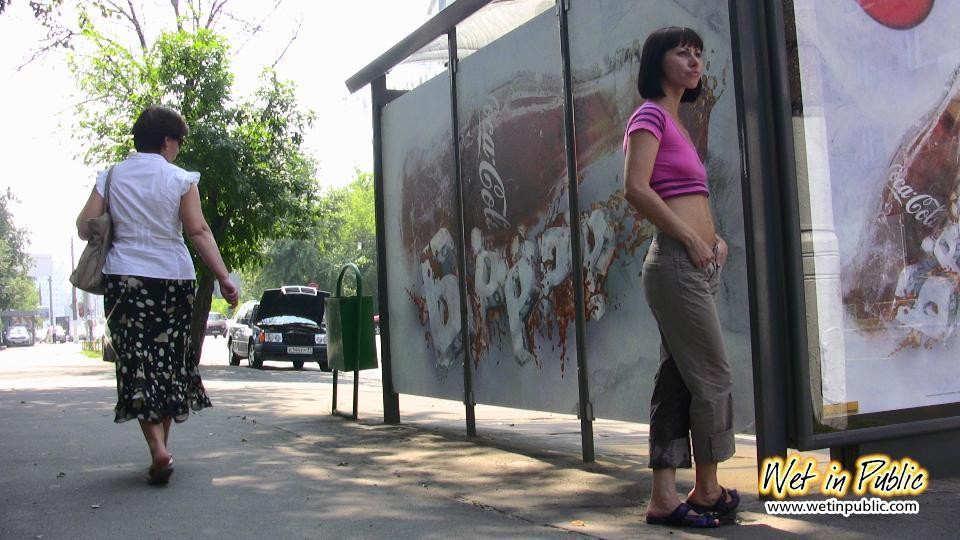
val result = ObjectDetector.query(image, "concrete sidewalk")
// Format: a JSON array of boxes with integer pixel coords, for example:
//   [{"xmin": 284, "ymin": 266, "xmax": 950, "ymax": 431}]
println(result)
[
  {"xmin": 0, "ymin": 341, "xmax": 956, "ymax": 539},
  {"xmin": 351, "ymin": 388, "xmax": 957, "ymax": 539}
]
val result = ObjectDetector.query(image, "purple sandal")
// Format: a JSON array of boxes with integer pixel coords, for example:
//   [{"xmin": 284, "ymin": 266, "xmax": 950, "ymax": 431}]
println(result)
[
  {"xmin": 688, "ymin": 487, "xmax": 740, "ymax": 516},
  {"xmin": 646, "ymin": 502, "xmax": 719, "ymax": 528}
]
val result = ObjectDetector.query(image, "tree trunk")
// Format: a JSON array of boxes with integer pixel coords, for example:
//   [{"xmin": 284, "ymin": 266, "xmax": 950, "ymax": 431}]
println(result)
[
  {"xmin": 190, "ymin": 271, "xmax": 215, "ymax": 364},
  {"xmin": 186, "ymin": 190, "xmax": 228, "ymax": 365}
]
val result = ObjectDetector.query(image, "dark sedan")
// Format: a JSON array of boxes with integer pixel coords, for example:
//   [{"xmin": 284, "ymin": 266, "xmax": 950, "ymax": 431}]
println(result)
[
  {"xmin": 205, "ymin": 312, "xmax": 227, "ymax": 337},
  {"xmin": 229, "ymin": 285, "xmax": 330, "ymax": 370}
]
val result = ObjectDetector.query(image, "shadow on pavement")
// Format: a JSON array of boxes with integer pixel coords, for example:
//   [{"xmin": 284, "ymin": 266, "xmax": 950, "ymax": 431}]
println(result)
[{"xmin": 1, "ymin": 354, "xmax": 953, "ymax": 539}]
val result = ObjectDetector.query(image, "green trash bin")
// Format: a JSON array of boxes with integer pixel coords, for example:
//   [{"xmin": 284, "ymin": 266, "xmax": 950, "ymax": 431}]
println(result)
[{"xmin": 326, "ymin": 263, "xmax": 378, "ymax": 372}]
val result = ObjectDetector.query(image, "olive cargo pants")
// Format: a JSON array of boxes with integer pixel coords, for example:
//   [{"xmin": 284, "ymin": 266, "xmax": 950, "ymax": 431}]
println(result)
[{"xmin": 641, "ymin": 232, "xmax": 735, "ymax": 469}]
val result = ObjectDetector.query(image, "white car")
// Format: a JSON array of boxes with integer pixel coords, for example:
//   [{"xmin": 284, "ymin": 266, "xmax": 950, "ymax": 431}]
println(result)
[
  {"xmin": 225, "ymin": 301, "xmax": 259, "ymax": 364},
  {"xmin": 52, "ymin": 325, "xmax": 68, "ymax": 343},
  {"xmin": 5, "ymin": 326, "xmax": 33, "ymax": 346}
]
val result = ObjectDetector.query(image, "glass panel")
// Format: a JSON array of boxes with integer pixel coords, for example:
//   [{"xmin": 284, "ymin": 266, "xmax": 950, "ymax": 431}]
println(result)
[
  {"xmin": 386, "ymin": 36, "xmax": 449, "ymax": 91},
  {"xmin": 456, "ymin": 10, "xmax": 577, "ymax": 413},
  {"xmin": 453, "ymin": 0, "xmax": 554, "ymax": 60},
  {"xmin": 381, "ymin": 67, "xmax": 465, "ymax": 401},
  {"xmin": 567, "ymin": 0, "xmax": 753, "ymax": 427}
]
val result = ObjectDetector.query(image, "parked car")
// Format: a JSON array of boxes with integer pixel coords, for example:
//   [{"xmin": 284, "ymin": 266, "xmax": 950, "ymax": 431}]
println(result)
[
  {"xmin": 205, "ymin": 311, "xmax": 228, "ymax": 337},
  {"xmin": 5, "ymin": 326, "xmax": 33, "ymax": 347},
  {"xmin": 225, "ymin": 301, "xmax": 258, "ymax": 365},
  {"xmin": 228, "ymin": 286, "xmax": 329, "ymax": 370}
]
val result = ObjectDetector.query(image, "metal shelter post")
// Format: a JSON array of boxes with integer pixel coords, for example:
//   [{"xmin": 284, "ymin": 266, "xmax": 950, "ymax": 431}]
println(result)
[
  {"xmin": 371, "ymin": 75, "xmax": 403, "ymax": 424},
  {"xmin": 557, "ymin": 0, "xmax": 595, "ymax": 463},
  {"xmin": 728, "ymin": 0, "xmax": 797, "ymax": 470},
  {"xmin": 447, "ymin": 27, "xmax": 478, "ymax": 437}
]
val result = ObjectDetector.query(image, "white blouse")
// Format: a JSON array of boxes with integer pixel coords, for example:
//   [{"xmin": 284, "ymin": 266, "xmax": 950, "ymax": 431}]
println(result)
[{"xmin": 95, "ymin": 152, "xmax": 199, "ymax": 280}]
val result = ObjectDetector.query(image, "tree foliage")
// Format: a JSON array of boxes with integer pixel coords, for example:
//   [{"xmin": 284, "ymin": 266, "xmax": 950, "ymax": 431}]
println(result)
[
  {"xmin": 0, "ymin": 189, "xmax": 38, "ymax": 311},
  {"xmin": 242, "ymin": 170, "xmax": 379, "ymax": 309},
  {"xmin": 13, "ymin": 1, "xmax": 281, "ymax": 66},
  {"xmin": 64, "ymin": 3, "xmax": 318, "ymax": 356}
]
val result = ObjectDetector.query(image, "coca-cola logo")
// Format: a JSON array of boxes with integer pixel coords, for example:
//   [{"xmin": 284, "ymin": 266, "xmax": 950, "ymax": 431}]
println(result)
[
  {"xmin": 478, "ymin": 97, "xmax": 510, "ymax": 230},
  {"xmin": 886, "ymin": 164, "xmax": 946, "ymax": 228}
]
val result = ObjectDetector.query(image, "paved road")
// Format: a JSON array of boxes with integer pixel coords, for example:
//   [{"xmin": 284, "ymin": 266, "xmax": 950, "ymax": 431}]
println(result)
[
  {"xmin": 0, "ymin": 339, "xmax": 591, "ymax": 539},
  {"xmin": 1, "ymin": 340, "xmax": 957, "ymax": 539}
]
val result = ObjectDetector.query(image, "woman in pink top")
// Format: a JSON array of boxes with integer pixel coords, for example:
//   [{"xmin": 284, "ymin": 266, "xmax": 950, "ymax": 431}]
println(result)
[{"xmin": 623, "ymin": 27, "xmax": 739, "ymax": 528}]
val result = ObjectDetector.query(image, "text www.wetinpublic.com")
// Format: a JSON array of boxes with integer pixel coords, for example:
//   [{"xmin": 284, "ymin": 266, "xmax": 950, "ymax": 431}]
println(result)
[{"xmin": 765, "ymin": 497, "xmax": 919, "ymax": 517}]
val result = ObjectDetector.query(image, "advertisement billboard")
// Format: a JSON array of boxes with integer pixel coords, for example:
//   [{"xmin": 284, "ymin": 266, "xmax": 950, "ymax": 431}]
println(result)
[
  {"xmin": 377, "ymin": 0, "xmax": 752, "ymax": 426},
  {"xmin": 567, "ymin": 0, "xmax": 753, "ymax": 426},
  {"xmin": 381, "ymin": 72, "xmax": 464, "ymax": 401},
  {"xmin": 456, "ymin": 10, "xmax": 579, "ymax": 413},
  {"xmin": 791, "ymin": 0, "xmax": 960, "ymax": 430}
]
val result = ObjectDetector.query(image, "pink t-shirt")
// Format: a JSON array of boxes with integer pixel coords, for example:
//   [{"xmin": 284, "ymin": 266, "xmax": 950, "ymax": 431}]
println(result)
[{"xmin": 623, "ymin": 101, "xmax": 708, "ymax": 200}]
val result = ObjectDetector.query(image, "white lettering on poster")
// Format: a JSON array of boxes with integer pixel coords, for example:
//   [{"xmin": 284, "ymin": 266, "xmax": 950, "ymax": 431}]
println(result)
[
  {"xmin": 933, "ymin": 224, "xmax": 960, "ymax": 274},
  {"xmin": 473, "ymin": 227, "xmax": 508, "ymax": 312},
  {"xmin": 538, "ymin": 225, "xmax": 571, "ymax": 297},
  {"xmin": 421, "ymin": 212, "xmax": 617, "ymax": 366},
  {"xmin": 885, "ymin": 165, "xmax": 946, "ymax": 228},
  {"xmin": 581, "ymin": 209, "xmax": 617, "ymax": 320},
  {"xmin": 896, "ymin": 276, "xmax": 957, "ymax": 340},
  {"xmin": 478, "ymin": 97, "xmax": 510, "ymax": 230},
  {"xmin": 420, "ymin": 228, "xmax": 462, "ymax": 368},
  {"xmin": 893, "ymin": 225, "xmax": 960, "ymax": 342},
  {"xmin": 504, "ymin": 236, "xmax": 538, "ymax": 365}
]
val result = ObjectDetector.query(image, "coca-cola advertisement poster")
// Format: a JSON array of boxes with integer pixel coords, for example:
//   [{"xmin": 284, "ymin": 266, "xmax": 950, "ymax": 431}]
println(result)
[
  {"xmin": 380, "ymin": 2, "xmax": 754, "ymax": 423},
  {"xmin": 567, "ymin": 0, "xmax": 754, "ymax": 426},
  {"xmin": 456, "ymin": 10, "xmax": 581, "ymax": 413},
  {"xmin": 793, "ymin": 0, "xmax": 960, "ymax": 422},
  {"xmin": 381, "ymin": 73, "xmax": 464, "ymax": 401}
]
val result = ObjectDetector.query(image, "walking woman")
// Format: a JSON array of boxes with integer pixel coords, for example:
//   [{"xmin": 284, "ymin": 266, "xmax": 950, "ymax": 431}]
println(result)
[
  {"xmin": 76, "ymin": 105, "xmax": 239, "ymax": 486},
  {"xmin": 623, "ymin": 27, "xmax": 739, "ymax": 527}
]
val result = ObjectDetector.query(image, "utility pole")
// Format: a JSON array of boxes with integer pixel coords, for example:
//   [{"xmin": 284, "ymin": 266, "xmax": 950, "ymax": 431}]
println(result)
[
  {"xmin": 81, "ymin": 290, "xmax": 91, "ymax": 340},
  {"xmin": 71, "ymin": 237, "xmax": 78, "ymax": 320},
  {"xmin": 47, "ymin": 275, "xmax": 53, "ymax": 327}
]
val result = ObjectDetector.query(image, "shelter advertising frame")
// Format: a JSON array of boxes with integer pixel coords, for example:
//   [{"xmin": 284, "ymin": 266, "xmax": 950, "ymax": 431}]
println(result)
[
  {"xmin": 348, "ymin": 0, "xmax": 960, "ymax": 465},
  {"xmin": 781, "ymin": 0, "xmax": 960, "ymax": 450}
]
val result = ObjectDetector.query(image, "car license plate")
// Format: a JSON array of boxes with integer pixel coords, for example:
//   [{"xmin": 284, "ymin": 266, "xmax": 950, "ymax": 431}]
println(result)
[{"xmin": 287, "ymin": 346, "xmax": 312, "ymax": 354}]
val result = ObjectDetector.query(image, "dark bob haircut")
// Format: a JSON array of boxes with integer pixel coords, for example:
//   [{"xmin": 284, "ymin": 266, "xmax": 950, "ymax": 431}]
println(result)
[
  {"xmin": 132, "ymin": 105, "xmax": 189, "ymax": 153},
  {"xmin": 637, "ymin": 26, "xmax": 704, "ymax": 103}
]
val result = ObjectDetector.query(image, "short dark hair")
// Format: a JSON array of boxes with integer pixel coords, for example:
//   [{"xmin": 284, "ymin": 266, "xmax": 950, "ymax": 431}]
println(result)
[
  {"xmin": 132, "ymin": 105, "xmax": 189, "ymax": 153},
  {"xmin": 637, "ymin": 26, "xmax": 704, "ymax": 103}
]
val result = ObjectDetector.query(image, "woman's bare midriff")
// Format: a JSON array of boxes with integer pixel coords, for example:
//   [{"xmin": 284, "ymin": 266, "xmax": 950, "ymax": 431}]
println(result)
[{"xmin": 665, "ymin": 194, "xmax": 715, "ymax": 246}]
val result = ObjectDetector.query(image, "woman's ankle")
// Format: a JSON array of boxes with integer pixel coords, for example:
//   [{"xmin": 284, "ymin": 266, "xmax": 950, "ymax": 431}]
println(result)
[
  {"xmin": 151, "ymin": 448, "xmax": 171, "ymax": 466},
  {"xmin": 688, "ymin": 484, "xmax": 722, "ymax": 504},
  {"xmin": 648, "ymin": 488, "xmax": 683, "ymax": 512}
]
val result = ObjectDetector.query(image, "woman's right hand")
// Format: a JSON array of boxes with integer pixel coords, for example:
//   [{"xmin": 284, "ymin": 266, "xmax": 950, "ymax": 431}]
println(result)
[
  {"xmin": 685, "ymin": 236, "xmax": 716, "ymax": 269},
  {"xmin": 218, "ymin": 277, "xmax": 240, "ymax": 307}
]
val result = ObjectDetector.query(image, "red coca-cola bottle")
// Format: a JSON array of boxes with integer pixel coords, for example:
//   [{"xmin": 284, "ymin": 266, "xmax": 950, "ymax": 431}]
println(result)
[{"xmin": 845, "ymin": 66, "xmax": 960, "ymax": 326}]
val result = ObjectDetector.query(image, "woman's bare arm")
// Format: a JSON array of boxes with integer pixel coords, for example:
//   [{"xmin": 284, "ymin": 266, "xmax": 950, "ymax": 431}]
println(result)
[
  {"xmin": 179, "ymin": 184, "xmax": 239, "ymax": 306},
  {"xmin": 75, "ymin": 187, "xmax": 106, "ymax": 241}
]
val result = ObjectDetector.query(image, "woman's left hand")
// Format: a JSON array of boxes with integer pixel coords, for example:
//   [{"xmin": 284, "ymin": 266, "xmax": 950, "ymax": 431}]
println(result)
[
  {"xmin": 715, "ymin": 235, "xmax": 728, "ymax": 267},
  {"xmin": 218, "ymin": 277, "xmax": 240, "ymax": 308}
]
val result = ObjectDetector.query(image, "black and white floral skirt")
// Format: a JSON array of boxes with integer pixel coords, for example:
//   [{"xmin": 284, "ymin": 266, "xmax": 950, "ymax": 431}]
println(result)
[{"xmin": 104, "ymin": 274, "xmax": 212, "ymax": 424}]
